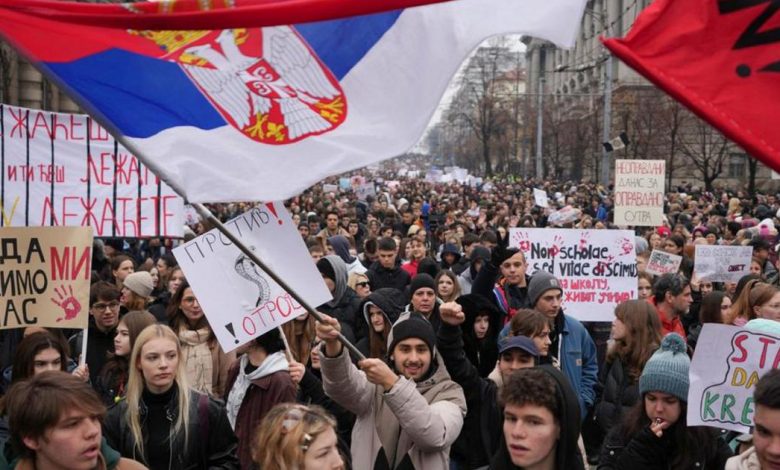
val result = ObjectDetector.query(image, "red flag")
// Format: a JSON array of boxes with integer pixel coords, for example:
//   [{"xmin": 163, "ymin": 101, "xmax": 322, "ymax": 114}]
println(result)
[{"xmin": 603, "ymin": 0, "xmax": 780, "ymax": 172}]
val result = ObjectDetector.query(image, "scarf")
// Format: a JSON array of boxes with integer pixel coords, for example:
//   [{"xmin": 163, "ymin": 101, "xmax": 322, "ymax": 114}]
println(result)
[
  {"xmin": 225, "ymin": 352, "xmax": 289, "ymax": 429},
  {"xmin": 178, "ymin": 327, "xmax": 214, "ymax": 395}
]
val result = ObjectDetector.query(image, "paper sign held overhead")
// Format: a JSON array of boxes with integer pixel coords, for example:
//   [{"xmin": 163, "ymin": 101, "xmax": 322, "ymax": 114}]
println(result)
[
  {"xmin": 645, "ymin": 249, "xmax": 682, "ymax": 277},
  {"xmin": 173, "ymin": 203, "xmax": 332, "ymax": 353},
  {"xmin": 0, "ymin": 226, "xmax": 92, "ymax": 330},
  {"xmin": 613, "ymin": 159, "xmax": 665, "ymax": 227},
  {"xmin": 533, "ymin": 188, "xmax": 549, "ymax": 208},
  {"xmin": 694, "ymin": 245, "xmax": 752, "ymax": 283},
  {"xmin": 509, "ymin": 228, "xmax": 637, "ymax": 321}
]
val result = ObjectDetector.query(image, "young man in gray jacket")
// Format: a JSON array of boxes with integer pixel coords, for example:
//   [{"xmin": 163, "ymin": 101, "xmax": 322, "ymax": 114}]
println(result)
[{"xmin": 317, "ymin": 311, "xmax": 466, "ymax": 470}]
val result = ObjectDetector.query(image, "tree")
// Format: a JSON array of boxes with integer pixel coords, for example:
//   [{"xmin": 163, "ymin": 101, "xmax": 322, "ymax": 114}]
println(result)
[{"xmin": 678, "ymin": 118, "xmax": 731, "ymax": 192}]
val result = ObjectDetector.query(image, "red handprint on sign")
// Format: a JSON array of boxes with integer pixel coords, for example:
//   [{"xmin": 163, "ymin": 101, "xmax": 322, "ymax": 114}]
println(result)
[
  {"xmin": 579, "ymin": 232, "xmax": 591, "ymax": 249},
  {"xmin": 51, "ymin": 285, "xmax": 82, "ymax": 322},
  {"xmin": 617, "ymin": 237, "xmax": 634, "ymax": 256},
  {"xmin": 549, "ymin": 235, "xmax": 564, "ymax": 257},
  {"xmin": 513, "ymin": 231, "xmax": 531, "ymax": 253}
]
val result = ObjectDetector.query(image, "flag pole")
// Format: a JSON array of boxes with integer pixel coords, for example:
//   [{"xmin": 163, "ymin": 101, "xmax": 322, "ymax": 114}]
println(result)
[{"xmin": 192, "ymin": 203, "xmax": 366, "ymax": 361}]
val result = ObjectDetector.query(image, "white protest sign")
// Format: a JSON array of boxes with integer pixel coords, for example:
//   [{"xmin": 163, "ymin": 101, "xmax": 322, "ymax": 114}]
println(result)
[
  {"xmin": 322, "ymin": 184, "xmax": 338, "ymax": 194},
  {"xmin": 694, "ymin": 245, "xmax": 752, "ymax": 283},
  {"xmin": 1, "ymin": 104, "xmax": 184, "ymax": 237},
  {"xmin": 547, "ymin": 206, "xmax": 582, "ymax": 226},
  {"xmin": 645, "ymin": 249, "xmax": 682, "ymax": 276},
  {"xmin": 355, "ymin": 183, "xmax": 376, "ymax": 201},
  {"xmin": 509, "ymin": 228, "xmax": 637, "ymax": 321},
  {"xmin": 688, "ymin": 324, "xmax": 780, "ymax": 433},
  {"xmin": 614, "ymin": 159, "xmax": 665, "ymax": 226},
  {"xmin": 173, "ymin": 203, "xmax": 332, "ymax": 352},
  {"xmin": 183, "ymin": 205, "xmax": 201, "ymax": 227},
  {"xmin": 453, "ymin": 168, "xmax": 469, "ymax": 183},
  {"xmin": 533, "ymin": 188, "xmax": 549, "ymax": 208}
]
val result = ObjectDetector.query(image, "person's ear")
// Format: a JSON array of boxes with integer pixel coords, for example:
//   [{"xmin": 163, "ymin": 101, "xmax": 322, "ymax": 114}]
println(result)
[{"xmin": 22, "ymin": 436, "xmax": 41, "ymax": 451}]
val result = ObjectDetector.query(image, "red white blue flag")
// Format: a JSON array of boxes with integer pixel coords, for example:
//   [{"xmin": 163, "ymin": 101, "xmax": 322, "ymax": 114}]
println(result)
[{"xmin": 0, "ymin": 0, "xmax": 586, "ymax": 202}]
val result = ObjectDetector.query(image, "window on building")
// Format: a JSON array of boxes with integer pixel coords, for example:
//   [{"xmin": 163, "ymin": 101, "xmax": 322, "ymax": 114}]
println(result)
[{"xmin": 728, "ymin": 152, "xmax": 746, "ymax": 178}]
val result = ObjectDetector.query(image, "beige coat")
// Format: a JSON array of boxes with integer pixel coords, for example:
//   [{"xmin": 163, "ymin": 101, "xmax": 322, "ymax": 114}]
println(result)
[
  {"xmin": 321, "ymin": 347, "xmax": 466, "ymax": 470},
  {"xmin": 726, "ymin": 447, "xmax": 761, "ymax": 470}
]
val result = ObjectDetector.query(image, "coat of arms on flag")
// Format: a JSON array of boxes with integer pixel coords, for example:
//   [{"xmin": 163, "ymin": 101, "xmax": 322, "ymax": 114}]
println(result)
[{"xmin": 136, "ymin": 27, "xmax": 346, "ymax": 144}]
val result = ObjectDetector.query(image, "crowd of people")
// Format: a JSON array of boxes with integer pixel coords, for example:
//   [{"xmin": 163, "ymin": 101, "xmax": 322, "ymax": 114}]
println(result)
[{"xmin": 1, "ymin": 161, "xmax": 780, "ymax": 470}]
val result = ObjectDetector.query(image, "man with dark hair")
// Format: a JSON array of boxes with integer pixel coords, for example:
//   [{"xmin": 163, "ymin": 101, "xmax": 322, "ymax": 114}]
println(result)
[
  {"xmin": 452, "ymin": 233, "xmax": 480, "ymax": 275},
  {"xmin": 494, "ymin": 367, "xmax": 584, "ymax": 469},
  {"xmin": 224, "ymin": 328, "xmax": 296, "ymax": 469},
  {"xmin": 750, "ymin": 238, "xmax": 778, "ymax": 278},
  {"xmin": 472, "ymin": 238, "xmax": 531, "ymax": 323},
  {"xmin": 2, "ymin": 371, "xmax": 145, "ymax": 469},
  {"xmin": 318, "ymin": 311, "xmax": 466, "ymax": 470},
  {"xmin": 727, "ymin": 369, "xmax": 780, "ymax": 469},
  {"xmin": 69, "ymin": 281, "xmax": 122, "ymax": 384},
  {"xmin": 437, "ymin": 301, "xmax": 538, "ymax": 468},
  {"xmin": 367, "ymin": 237, "xmax": 411, "ymax": 291},
  {"xmin": 653, "ymin": 273, "xmax": 692, "ymax": 338},
  {"xmin": 317, "ymin": 210, "xmax": 350, "ymax": 249}
]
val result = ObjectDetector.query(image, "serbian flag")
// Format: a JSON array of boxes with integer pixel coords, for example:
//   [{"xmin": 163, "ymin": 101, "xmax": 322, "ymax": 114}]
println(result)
[
  {"xmin": 603, "ymin": 0, "xmax": 780, "ymax": 174},
  {"xmin": 0, "ymin": 0, "xmax": 586, "ymax": 203}
]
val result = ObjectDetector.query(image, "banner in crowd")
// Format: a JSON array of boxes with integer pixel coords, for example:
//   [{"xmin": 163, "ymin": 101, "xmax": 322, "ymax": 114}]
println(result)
[
  {"xmin": 322, "ymin": 184, "xmax": 338, "ymax": 194},
  {"xmin": 688, "ymin": 324, "xmax": 780, "ymax": 433},
  {"xmin": 694, "ymin": 245, "xmax": 752, "ymax": 283},
  {"xmin": 356, "ymin": 182, "xmax": 376, "ymax": 201},
  {"xmin": 173, "ymin": 203, "xmax": 331, "ymax": 353},
  {"xmin": 509, "ymin": 228, "xmax": 637, "ymax": 321},
  {"xmin": 533, "ymin": 188, "xmax": 549, "ymax": 208},
  {"xmin": 613, "ymin": 159, "xmax": 665, "ymax": 226},
  {"xmin": 645, "ymin": 249, "xmax": 682, "ymax": 277},
  {"xmin": 0, "ymin": 226, "xmax": 92, "ymax": 330},
  {"xmin": 0, "ymin": 105, "xmax": 184, "ymax": 237},
  {"xmin": 0, "ymin": 0, "xmax": 586, "ymax": 203}
]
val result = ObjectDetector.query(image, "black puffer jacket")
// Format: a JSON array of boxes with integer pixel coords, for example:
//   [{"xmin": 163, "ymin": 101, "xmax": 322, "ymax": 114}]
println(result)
[
  {"xmin": 355, "ymin": 288, "xmax": 405, "ymax": 358},
  {"xmin": 367, "ymin": 260, "xmax": 411, "ymax": 292},
  {"xmin": 598, "ymin": 422, "xmax": 732, "ymax": 469},
  {"xmin": 594, "ymin": 357, "xmax": 640, "ymax": 436},
  {"xmin": 103, "ymin": 386, "xmax": 239, "ymax": 470},
  {"xmin": 317, "ymin": 255, "xmax": 362, "ymax": 344}
]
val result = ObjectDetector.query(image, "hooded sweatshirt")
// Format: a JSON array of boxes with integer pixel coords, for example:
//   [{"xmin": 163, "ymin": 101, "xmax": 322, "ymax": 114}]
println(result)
[
  {"xmin": 329, "ymin": 235, "xmax": 367, "ymax": 275},
  {"xmin": 321, "ymin": 314, "xmax": 466, "ymax": 470},
  {"xmin": 318, "ymin": 255, "xmax": 362, "ymax": 343},
  {"xmin": 457, "ymin": 293, "xmax": 501, "ymax": 378},
  {"xmin": 356, "ymin": 288, "xmax": 406, "ymax": 358},
  {"xmin": 489, "ymin": 366, "xmax": 585, "ymax": 470},
  {"xmin": 458, "ymin": 246, "xmax": 490, "ymax": 295}
]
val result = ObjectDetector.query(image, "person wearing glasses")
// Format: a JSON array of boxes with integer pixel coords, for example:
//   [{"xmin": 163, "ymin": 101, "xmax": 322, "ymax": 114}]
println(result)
[
  {"xmin": 69, "ymin": 281, "xmax": 123, "ymax": 384},
  {"xmin": 347, "ymin": 272, "xmax": 371, "ymax": 300},
  {"xmin": 103, "ymin": 324, "xmax": 239, "ymax": 469},
  {"xmin": 167, "ymin": 281, "xmax": 235, "ymax": 399},
  {"xmin": 252, "ymin": 403, "xmax": 344, "ymax": 470}
]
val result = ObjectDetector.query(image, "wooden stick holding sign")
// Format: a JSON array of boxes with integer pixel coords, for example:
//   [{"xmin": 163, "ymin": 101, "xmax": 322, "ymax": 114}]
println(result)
[{"xmin": 192, "ymin": 203, "xmax": 366, "ymax": 361}]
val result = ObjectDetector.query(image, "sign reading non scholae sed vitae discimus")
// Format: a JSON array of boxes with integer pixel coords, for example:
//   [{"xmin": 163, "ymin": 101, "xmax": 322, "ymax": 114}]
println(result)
[
  {"xmin": 0, "ymin": 226, "xmax": 92, "ymax": 330},
  {"xmin": 614, "ymin": 159, "xmax": 665, "ymax": 226}
]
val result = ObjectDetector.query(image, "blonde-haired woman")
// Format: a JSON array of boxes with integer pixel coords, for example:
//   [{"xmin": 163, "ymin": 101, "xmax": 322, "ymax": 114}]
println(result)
[
  {"xmin": 103, "ymin": 324, "xmax": 240, "ymax": 469},
  {"xmin": 253, "ymin": 403, "xmax": 344, "ymax": 470}
]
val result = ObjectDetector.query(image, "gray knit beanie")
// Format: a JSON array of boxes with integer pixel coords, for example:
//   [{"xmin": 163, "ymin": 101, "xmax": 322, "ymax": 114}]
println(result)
[
  {"xmin": 528, "ymin": 271, "xmax": 562, "ymax": 307},
  {"xmin": 639, "ymin": 333, "xmax": 690, "ymax": 401},
  {"xmin": 123, "ymin": 271, "xmax": 154, "ymax": 298}
]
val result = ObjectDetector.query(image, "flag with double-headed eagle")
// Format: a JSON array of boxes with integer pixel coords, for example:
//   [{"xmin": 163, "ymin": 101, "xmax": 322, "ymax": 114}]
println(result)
[{"xmin": 0, "ymin": 0, "xmax": 586, "ymax": 202}]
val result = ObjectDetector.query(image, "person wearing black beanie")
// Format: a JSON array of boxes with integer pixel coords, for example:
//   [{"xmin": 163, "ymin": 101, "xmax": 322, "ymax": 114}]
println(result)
[{"xmin": 406, "ymin": 273, "xmax": 442, "ymax": 332}]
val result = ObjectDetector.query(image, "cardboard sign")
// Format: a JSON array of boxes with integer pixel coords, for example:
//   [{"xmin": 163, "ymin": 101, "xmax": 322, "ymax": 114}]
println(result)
[
  {"xmin": 694, "ymin": 245, "xmax": 752, "ymax": 283},
  {"xmin": 614, "ymin": 159, "xmax": 665, "ymax": 226},
  {"xmin": 534, "ymin": 188, "xmax": 549, "ymax": 208},
  {"xmin": 645, "ymin": 249, "xmax": 682, "ymax": 276},
  {"xmin": 688, "ymin": 324, "xmax": 780, "ymax": 433},
  {"xmin": 173, "ymin": 203, "xmax": 332, "ymax": 353},
  {"xmin": 509, "ymin": 228, "xmax": 637, "ymax": 321},
  {"xmin": 1, "ymin": 104, "xmax": 184, "ymax": 237},
  {"xmin": 0, "ymin": 226, "xmax": 92, "ymax": 330}
]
